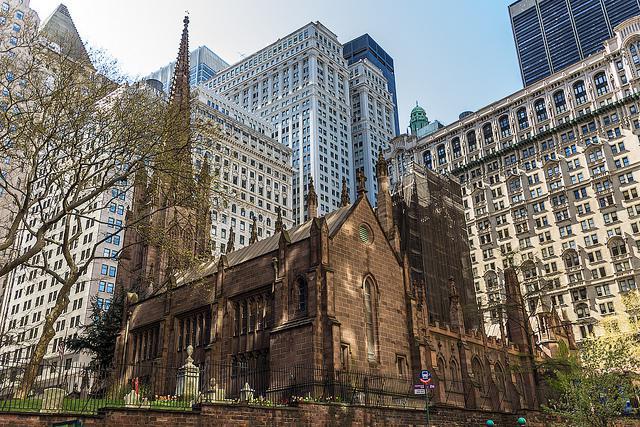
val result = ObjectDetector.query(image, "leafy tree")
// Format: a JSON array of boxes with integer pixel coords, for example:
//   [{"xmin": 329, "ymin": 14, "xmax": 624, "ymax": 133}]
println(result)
[
  {"xmin": 0, "ymin": 16, "xmax": 218, "ymax": 398},
  {"xmin": 65, "ymin": 292, "xmax": 124, "ymax": 371},
  {"xmin": 542, "ymin": 318, "xmax": 639, "ymax": 427}
]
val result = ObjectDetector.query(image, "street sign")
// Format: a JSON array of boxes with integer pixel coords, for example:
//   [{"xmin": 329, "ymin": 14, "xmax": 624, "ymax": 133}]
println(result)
[
  {"xmin": 428, "ymin": 384, "xmax": 436, "ymax": 389},
  {"xmin": 419, "ymin": 369, "xmax": 432, "ymax": 385},
  {"xmin": 414, "ymin": 384, "xmax": 426, "ymax": 395}
]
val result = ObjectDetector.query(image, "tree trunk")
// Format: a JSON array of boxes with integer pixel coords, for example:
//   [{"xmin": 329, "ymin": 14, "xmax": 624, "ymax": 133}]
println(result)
[{"xmin": 14, "ymin": 277, "xmax": 75, "ymax": 399}]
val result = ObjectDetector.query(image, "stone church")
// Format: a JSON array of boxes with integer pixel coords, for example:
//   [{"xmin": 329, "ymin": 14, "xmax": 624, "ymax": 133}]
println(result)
[{"xmin": 114, "ymin": 16, "xmax": 575, "ymax": 412}]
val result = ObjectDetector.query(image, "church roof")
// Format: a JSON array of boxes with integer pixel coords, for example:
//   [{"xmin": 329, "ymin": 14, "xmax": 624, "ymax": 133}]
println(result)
[
  {"xmin": 39, "ymin": 4, "xmax": 91, "ymax": 64},
  {"xmin": 176, "ymin": 204, "xmax": 354, "ymax": 286}
]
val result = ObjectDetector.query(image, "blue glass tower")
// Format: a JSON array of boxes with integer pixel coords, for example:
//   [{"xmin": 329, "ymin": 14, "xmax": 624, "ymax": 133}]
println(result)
[
  {"xmin": 510, "ymin": 0, "xmax": 640, "ymax": 86},
  {"xmin": 343, "ymin": 34, "xmax": 400, "ymax": 135}
]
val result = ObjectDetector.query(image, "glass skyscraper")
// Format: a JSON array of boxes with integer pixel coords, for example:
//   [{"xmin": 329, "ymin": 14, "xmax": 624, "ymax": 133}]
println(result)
[
  {"xmin": 343, "ymin": 34, "xmax": 400, "ymax": 135},
  {"xmin": 510, "ymin": 0, "xmax": 640, "ymax": 86}
]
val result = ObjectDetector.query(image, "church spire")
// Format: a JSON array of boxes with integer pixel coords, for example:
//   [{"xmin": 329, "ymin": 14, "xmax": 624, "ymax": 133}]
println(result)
[
  {"xmin": 165, "ymin": 15, "xmax": 194, "ymax": 206},
  {"xmin": 169, "ymin": 15, "xmax": 191, "ymax": 113}
]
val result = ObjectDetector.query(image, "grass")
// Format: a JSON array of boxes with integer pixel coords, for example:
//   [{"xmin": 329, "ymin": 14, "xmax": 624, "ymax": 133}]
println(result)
[{"xmin": 0, "ymin": 397, "xmax": 194, "ymax": 415}]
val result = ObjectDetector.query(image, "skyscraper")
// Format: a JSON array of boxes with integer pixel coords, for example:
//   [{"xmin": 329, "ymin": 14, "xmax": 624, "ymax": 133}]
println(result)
[
  {"xmin": 343, "ymin": 34, "xmax": 399, "ymax": 135},
  {"xmin": 348, "ymin": 57, "xmax": 396, "ymax": 203},
  {"xmin": 510, "ymin": 0, "xmax": 640, "ymax": 86},
  {"xmin": 0, "ymin": 4, "xmax": 131, "ymax": 366},
  {"xmin": 205, "ymin": 22, "xmax": 353, "ymax": 224},
  {"xmin": 387, "ymin": 15, "xmax": 640, "ymax": 344},
  {"xmin": 146, "ymin": 45, "xmax": 229, "ymax": 94}
]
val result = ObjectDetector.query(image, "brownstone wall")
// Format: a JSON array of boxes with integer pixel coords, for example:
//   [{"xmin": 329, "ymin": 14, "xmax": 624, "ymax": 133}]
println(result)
[
  {"xmin": 329, "ymin": 199, "xmax": 411, "ymax": 375},
  {"xmin": 3, "ymin": 402, "xmax": 639, "ymax": 427}
]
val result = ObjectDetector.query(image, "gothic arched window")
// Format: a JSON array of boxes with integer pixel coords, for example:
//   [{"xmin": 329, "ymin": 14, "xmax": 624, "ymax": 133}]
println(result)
[
  {"xmin": 495, "ymin": 363, "xmax": 506, "ymax": 392},
  {"xmin": 449, "ymin": 358, "xmax": 462, "ymax": 392},
  {"xmin": 363, "ymin": 277, "xmax": 378, "ymax": 361},
  {"xmin": 296, "ymin": 277, "xmax": 308, "ymax": 314},
  {"xmin": 472, "ymin": 357, "xmax": 486, "ymax": 393}
]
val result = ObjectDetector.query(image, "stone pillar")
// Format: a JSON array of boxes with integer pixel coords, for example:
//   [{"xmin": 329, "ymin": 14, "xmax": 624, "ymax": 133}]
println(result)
[{"xmin": 176, "ymin": 345, "xmax": 200, "ymax": 400}]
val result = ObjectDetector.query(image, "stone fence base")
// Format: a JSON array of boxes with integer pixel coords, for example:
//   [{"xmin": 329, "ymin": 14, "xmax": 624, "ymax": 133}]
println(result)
[{"xmin": 0, "ymin": 401, "xmax": 639, "ymax": 426}]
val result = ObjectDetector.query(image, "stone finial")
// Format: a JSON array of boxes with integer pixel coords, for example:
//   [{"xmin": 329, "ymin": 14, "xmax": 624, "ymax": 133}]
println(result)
[
  {"xmin": 340, "ymin": 176, "xmax": 350, "ymax": 207},
  {"xmin": 307, "ymin": 175, "xmax": 318, "ymax": 219},
  {"xmin": 186, "ymin": 344, "xmax": 194, "ymax": 365},
  {"xmin": 275, "ymin": 207, "xmax": 283, "ymax": 233},
  {"xmin": 356, "ymin": 169, "xmax": 367, "ymax": 197},
  {"xmin": 448, "ymin": 276, "xmax": 458, "ymax": 298},
  {"xmin": 249, "ymin": 216, "xmax": 258, "ymax": 244},
  {"xmin": 226, "ymin": 228, "xmax": 235, "ymax": 253},
  {"xmin": 376, "ymin": 148, "xmax": 388, "ymax": 179}
]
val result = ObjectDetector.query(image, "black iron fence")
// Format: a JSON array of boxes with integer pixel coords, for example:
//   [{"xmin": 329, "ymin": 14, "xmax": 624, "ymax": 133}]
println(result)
[{"xmin": 0, "ymin": 359, "xmax": 516, "ymax": 415}]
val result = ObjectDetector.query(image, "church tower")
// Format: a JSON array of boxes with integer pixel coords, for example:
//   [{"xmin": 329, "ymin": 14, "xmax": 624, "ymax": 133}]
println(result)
[{"xmin": 117, "ymin": 16, "xmax": 212, "ymax": 297}]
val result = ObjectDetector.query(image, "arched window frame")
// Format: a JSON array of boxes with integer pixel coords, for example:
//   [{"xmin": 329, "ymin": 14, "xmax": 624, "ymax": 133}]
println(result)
[
  {"xmin": 294, "ymin": 276, "xmax": 308, "ymax": 315},
  {"xmin": 472, "ymin": 357, "xmax": 486, "ymax": 393},
  {"xmin": 438, "ymin": 355, "xmax": 447, "ymax": 388},
  {"xmin": 553, "ymin": 90, "xmax": 566, "ymax": 113},
  {"xmin": 468, "ymin": 129, "xmax": 479, "ymax": 150},
  {"xmin": 498, "ymin": 115, "xmax": 510, "ymax": 138},
  {"xmin": 593, "ymin": 72, "xmax": 609, "ymax": 96},
  {"xmin": 451, "ymin": 137, "xmax": 462, "ymax": 158},
  {"xmin": 534, "ymin": 98, "xmax": 547, "ymax": 122},
  {"xmin": 573, "ymin": 80, "xmax": 587, "ymax": 105},
  {"xmin": 563, "ymin": 250, "xmax": 580, "ymax": 269},
  {"xmin": 481, "ymin": 124, "xmax": 493, "ymax": 144},
  {"xmin": 609, "ymin": 237, "xmax": 627, "ymax": 257},
  {"xmin": 576, "ymin": 303, "xmax": 590, "ymax": 319},
  {"xmin": 422, "ymin": 150, "xmax": 432, "ymax": 169},
  {"xmin": 437, "ymin": 144, "xmax": 447, "ymax": 165},
  {"xmin": 449, "ymin": 358, "xmax": 462, "ymax": 392},
  {"xmin": 516, "ymin": 107, "xmax": 529, "ymax": 130},
  {"xmin": 494, "ymin": 362, "xmax": 506, "ymax": 393},
  {"xmin": 363, "ymin": 277, "xmax": 379, "ymax": 362},
  {"xmin": 485, "ymin": 271, "xmax": 499, "ymax": 289}
]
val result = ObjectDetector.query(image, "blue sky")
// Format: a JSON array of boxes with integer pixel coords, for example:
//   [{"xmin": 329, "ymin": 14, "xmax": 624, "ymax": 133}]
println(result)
[{"xmin": 32, "ymin": 0, "xmax": 521, "ymax": 130}]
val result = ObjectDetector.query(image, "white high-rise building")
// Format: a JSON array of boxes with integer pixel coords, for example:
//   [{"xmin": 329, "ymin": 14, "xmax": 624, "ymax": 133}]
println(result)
[
  {"xmin": 194, "ymin": 88, "xmax": 294, "ymax": 254},
  {"xmin": 348, "ymin": 58, "xmax": 397, "ymax": 203},
  {"xmin": 205, "ymin": 22, "xmax": 353, "ymax": 223},
  {"xmin": 387, "ymin": 16, "xmax": 640, "ymax": 345}
]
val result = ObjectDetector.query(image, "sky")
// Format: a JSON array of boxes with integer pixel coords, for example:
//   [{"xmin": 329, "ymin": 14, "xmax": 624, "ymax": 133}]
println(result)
[{"xmin": 30, "ymin": 0, "xmax": 522, "ymax": 130}]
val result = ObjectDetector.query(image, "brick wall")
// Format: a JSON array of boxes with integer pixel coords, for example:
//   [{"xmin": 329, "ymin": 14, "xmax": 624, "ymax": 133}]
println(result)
[{"xmin": 3, "ymin": 402, "xmax": 638, "ymax": 427}]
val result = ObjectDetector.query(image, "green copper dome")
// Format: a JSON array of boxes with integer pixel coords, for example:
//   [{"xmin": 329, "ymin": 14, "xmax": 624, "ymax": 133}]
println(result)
[{"xmin": 409, "ymin": 102, "xmax": 429, "ymax": 135}]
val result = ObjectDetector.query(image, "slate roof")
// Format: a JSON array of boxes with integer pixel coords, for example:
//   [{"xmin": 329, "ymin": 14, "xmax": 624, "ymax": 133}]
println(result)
[{"xmin": 176, "ymin": 203, "xmax": 354, "ymax": 286}]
